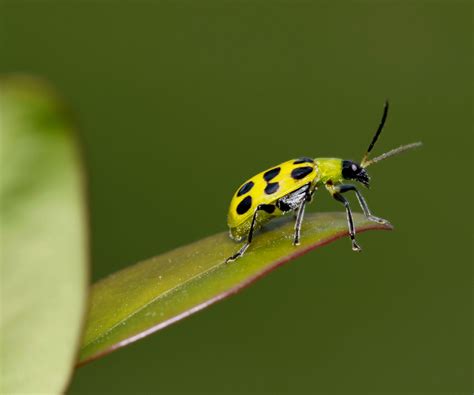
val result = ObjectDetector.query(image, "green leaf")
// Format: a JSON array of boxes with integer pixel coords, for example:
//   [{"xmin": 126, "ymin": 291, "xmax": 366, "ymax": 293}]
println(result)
[
  {"xmin": 0, "ymin": 76, "xmax": 88, "ymax": 393},
  {"xmin": 79, "ymin": 212, "xmax": 390, "ymax": 364}
]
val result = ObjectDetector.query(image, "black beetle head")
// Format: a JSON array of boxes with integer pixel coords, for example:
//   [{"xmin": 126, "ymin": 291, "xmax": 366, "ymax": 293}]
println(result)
[{"xmin": 342, "ymin": 160, "xmax": 370, "ymax": 187}]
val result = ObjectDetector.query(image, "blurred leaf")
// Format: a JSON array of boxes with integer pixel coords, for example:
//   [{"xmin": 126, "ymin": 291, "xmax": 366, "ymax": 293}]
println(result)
[
  {"xmin": 0, "ymin": 76, "xmax": 88, "ymax": 393},
  {"xmin": 79, "ymin": 212, "xmax": 390, "ymax": 364}
]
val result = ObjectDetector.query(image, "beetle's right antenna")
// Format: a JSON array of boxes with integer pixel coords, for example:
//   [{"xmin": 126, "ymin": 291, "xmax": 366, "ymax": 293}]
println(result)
[
  {"xmin": 362, "ymin": 142, "xmax": 423, "ymax": 167},
  {"xmin": 360, "ymin": 101, "xmax": 389, "ymax": 168}
]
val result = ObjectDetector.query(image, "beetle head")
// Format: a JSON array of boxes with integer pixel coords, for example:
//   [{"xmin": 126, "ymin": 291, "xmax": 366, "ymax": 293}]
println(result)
[{"xmin": 342, "ymin": 160, "xmax": 370, "ymax": 188}]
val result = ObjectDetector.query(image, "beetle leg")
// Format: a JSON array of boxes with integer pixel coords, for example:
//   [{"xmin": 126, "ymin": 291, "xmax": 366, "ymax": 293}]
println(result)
[
  {"xmin": 226, "ymin": 204, "xmax": 270, "ymax": 263},
  {"xmin": 331, "ymin": 191, "xmax": 362, "ymax": 252},
  {"xmin": 293, "ymin": 184, "xmax": 314, "ymax": 245},
  {"xmin": 293, "ymin": 200, "xmax": 306, "ymax": 245},
  {"xmin": 336, "ymin": 184, "xmax": 390, "ymax": 225}
]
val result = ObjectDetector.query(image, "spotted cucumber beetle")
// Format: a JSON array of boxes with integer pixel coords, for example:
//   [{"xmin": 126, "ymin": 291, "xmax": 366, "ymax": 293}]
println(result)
[{"xmin": 226, "ymin": 102, "xmax": 422, "ymax": 263}]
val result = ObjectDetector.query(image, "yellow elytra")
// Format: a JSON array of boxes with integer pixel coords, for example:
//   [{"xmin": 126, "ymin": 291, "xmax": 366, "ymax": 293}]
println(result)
[{"xmin": 226, "ymin": 102, "xmax": 422, "ymax": 263}]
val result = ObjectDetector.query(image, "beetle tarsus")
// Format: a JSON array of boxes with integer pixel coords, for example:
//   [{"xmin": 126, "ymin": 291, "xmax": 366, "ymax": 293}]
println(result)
[
  {"xmin": 367, "ymin": 215, "xmax": 390, "ymax": 225},
  {"xmin": 225, "ymin": 243, "xmax": 249, "ymax": 263},
  {"xmin": 352, "ymin": 240, "xmax": 362, "ymax": 252}
]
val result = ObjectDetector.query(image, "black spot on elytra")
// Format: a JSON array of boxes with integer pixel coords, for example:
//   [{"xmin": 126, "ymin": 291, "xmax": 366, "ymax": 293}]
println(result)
[
  {"xmin": 237, "ymin": 181, "xmax": 254, "ymax": 197},
  {"xmin": 263, "ymin": 167, "xmax": 281, "ymax": 182},
  {"xmin": 236, "ymin": 195, "xmax": 252, "ymax": 215},
  {"xmin": 291, "ymin": 166, "xmax": 313, "ymax": 180},
  {"xmin": 260, "ymin": 204, "xmax": 275, "ymax": 214},
  {"xmin": 264, "ymin": 182, "xmax": 280, "ymax": 195},
  {"xmin": 293, "ymin": 157, "xmax": 314, "ymax": 164}
]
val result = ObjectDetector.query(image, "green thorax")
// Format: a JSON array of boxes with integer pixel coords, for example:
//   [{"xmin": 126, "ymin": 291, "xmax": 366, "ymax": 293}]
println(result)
[{"xmin": 314, "ymin": 158, "xmax": 343, "ymax": 184}]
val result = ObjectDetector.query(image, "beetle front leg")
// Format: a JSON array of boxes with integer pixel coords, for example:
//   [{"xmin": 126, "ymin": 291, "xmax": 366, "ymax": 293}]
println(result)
[
  {"xmin": 336, "ymin": 184, "xmax": 390, "ymax": 226},
  {"xmin": 326, "ymin": 183, "xmax": 361, "ymax": 251},
  {"xmin": 332, "ymin": 192, "xmax": 362, "ymax": 252}
]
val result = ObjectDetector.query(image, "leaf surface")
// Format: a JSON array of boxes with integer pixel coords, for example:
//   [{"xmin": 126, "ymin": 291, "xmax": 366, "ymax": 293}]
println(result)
[{"xmin": 79, "ymin": 212, "xmax": 390, "ymax": 364}]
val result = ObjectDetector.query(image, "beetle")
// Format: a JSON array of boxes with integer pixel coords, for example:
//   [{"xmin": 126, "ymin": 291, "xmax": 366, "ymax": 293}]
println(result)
[{"xmin": 226, "ymin": 102, "xmax": 422, "ymax": 263}]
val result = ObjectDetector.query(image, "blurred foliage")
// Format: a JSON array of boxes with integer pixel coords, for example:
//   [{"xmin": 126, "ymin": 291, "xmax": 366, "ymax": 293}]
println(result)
[{"xmin": 0, "ymin": 76, "xmax": 88, "ymax": 394}]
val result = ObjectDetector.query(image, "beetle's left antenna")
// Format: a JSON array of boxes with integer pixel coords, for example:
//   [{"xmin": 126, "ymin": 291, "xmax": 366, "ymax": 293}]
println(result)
[{"xmin": 361, "ymin": 101, "xmax": 389, "ymax": 168}]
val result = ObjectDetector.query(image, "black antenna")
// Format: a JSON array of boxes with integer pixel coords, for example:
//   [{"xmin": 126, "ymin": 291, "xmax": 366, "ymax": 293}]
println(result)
[{"xmin": 361, "ymin": 100, "xmax": 389, "ymax": 167}]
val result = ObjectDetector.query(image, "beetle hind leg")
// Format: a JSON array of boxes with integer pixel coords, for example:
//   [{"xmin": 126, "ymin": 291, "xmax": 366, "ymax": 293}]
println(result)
[
  {"xmin": 225, "ymin": 243, "xmax": 250, "ymax": 263},
  {"xmin": 225, "ymin": 204, "xmax": 274, "ymax": 263}
]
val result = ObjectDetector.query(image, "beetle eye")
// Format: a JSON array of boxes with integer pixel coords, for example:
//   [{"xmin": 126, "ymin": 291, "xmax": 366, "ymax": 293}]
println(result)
[{"xmin": 351, "ymin": 164, "xmax": 357, "ymax": 172}]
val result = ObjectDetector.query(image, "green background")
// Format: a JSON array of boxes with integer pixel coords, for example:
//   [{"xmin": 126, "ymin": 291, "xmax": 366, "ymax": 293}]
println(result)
[{"xmin": 2, "ymin": 1, "xmax": 472, "ymax": 393}]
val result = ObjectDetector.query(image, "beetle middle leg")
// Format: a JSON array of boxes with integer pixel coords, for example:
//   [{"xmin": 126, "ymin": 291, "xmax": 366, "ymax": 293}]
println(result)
[
  {"xmin": 277, "ymin": 183, "xmax": 313, "ymax": 246},
  {"xmin": 293, "ymin": 201, "xmax": 306, "ymax": 245},
  {"xmin": 293, "ymin": 186, "xmax": 315, "ymax": 245}
]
